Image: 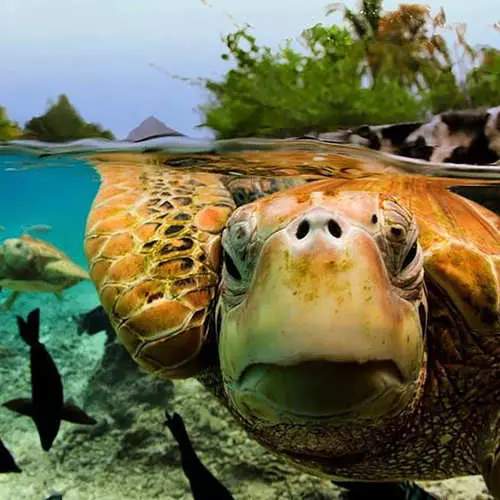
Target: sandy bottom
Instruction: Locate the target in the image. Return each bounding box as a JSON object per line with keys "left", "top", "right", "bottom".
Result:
{"left": 0, "top": 284, "right": 494, "bottom": 500}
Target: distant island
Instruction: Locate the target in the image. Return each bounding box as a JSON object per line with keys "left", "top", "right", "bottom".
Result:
{"left": 126, "top": 116, "right": 184, "bottom": 142}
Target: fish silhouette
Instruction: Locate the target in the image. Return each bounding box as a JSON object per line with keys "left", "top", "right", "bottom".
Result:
{"left": 3, "top": 308, "right": 96, "bottom": 451}
{"left": 164, "top": 410, "right": 234, "bottom": 500}
{"left": 0, "top": 438, "right": 21, "bottom": 473}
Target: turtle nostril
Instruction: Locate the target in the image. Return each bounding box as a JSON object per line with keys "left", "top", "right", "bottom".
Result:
{"left": 327, "top": 219, "right": 342, "bottom": 238}
{"left": 296, "top": 220, "right": 310, "bottom": 240}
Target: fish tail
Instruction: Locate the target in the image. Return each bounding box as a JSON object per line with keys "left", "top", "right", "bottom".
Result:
{"left": 3, "top": 398, "right": 34, "bottom": 417}
{"left": 61, "top": 402, "right": 97, "bottom": 425}
{"left": 17, "top": 308, "right": 40, "bottom": 347}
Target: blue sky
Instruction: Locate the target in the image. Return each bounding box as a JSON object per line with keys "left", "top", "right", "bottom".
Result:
{"left": 1, "top": 0, "right": 498, "bottom": 138}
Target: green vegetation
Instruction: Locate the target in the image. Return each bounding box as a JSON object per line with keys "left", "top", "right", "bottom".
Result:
{"left": 0, "top": 106, "right": 22, "bottom": 141}
{"left": 1, "top": 94, "right": 114, "bottom": 142}
{"left": 199, "top": 1, "right": 500, "bottom": 138}
{"left": 467, "top": 48, "right": 500, "bottom": 108}
{"left": 23, "top": 94, "right": 114, "bottom": 142}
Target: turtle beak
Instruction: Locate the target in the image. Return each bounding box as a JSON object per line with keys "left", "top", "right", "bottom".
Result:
{"left": 219, "top": 208, "right": 424, "bottom": 422}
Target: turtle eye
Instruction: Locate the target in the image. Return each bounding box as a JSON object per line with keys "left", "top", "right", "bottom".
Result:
{"left": 401, "top": 242, "right": 418, "bottom": 271}
{"left": 223, "top": 250, "right": 241, "bottom": 281}
{"left": 229, "top": 221, "right": 252, "bottom": 249}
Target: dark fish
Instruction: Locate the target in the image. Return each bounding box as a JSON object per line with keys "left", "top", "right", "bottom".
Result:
{"left": 72, "top": 305, "right": 114, "bottom": 337}
{"left": 333, "top": 480, "right": 439, "bottom": 499}
{"left": 18, "top": 308, "right": 63, "bottom": 451}
{"left": 164, "top": 410, "right": 234, "bottom": 500}
{"left": 3, "top": 308, "right": 97, "bottom": 451}
{"left": 0, "top": 439, "right": 21, "bottom": 473}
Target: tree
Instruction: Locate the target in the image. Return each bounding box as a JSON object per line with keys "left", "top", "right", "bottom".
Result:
{"left": 0, "top": 106, "right": 22, "bottom": 141}
{"left": 334, "top": 2, "right": 453, "bottom": 91}
{"left": 24, "top": 94, "right": 114, "bottom": 142}
{"left": 466, "top": 48, "right": 500, "bottom": 108}
{"left": 197, "top": 2, "right": 499, "bottom": 138}
{"left": 200, "top": 23, "right": 423, "bottom": 139}
{"left": 332, "top": 0, "right": 383, "bottom": 79}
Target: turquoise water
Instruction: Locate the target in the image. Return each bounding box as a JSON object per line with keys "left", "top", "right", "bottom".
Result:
{"left": 0, "top": 155, "right": 99, "bottom": 268}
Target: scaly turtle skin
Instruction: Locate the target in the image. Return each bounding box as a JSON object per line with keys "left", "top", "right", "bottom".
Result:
{"left": 84, "top": 152, "right": 500, "bottom": 498}
{"left": 0, "top": 235, "right": 89, "bottom": 311}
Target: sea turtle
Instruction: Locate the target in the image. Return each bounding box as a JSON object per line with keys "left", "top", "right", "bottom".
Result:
{"left": 0, "top": 235, "right": 89, "bottom": 311}
{"left": 84, "top": 153, "right": 500, "bottom": 498}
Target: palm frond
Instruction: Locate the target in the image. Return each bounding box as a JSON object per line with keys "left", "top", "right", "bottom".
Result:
{"left": 344, "top": 8, "right": 368, "bottom": 39}
{"left": 362, "top": 0, "right": 383, "bottom": 34}
{"left": 325, "top": 2, "right": 344, "bottom": 16}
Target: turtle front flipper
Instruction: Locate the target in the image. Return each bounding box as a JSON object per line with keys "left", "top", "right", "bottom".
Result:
{"left": 84, "top": 162, "right": 235, "bottom": 379}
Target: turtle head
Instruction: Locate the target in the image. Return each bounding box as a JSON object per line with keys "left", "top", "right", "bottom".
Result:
{"left": 2, "top": 238, "right": 34, "bottom": 271}
{"left": 217, "top": 184, "right": 427, "bottom": 426}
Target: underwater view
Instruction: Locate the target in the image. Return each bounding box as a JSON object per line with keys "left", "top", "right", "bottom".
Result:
{"left": 1, "top": 1, "right": 500, "bottom": 500}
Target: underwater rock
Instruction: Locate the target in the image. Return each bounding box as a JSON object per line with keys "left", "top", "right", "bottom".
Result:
{"left": 82, "top": 335, "right": 174, "bottom": 428}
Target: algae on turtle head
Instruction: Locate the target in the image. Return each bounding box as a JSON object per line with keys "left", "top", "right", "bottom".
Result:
{"left": 84, "top": 155, "right": 500, "bottom": 498}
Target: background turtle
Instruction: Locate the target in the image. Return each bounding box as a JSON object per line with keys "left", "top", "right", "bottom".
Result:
{"left": 84, "top": 153, "right": 499, "bottom": 498}
{"left": 0, "top": 235, "right": 89, "bottom": 311}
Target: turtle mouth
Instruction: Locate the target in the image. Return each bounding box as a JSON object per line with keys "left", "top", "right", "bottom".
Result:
{"left": 230, "top": 360, "right": 411, "bottom": 422}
